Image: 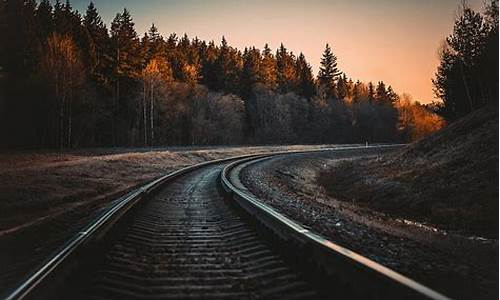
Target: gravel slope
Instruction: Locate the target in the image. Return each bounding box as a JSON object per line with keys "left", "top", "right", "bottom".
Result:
{"left": 240, "top": 149, "right": 498, "bottom": 300}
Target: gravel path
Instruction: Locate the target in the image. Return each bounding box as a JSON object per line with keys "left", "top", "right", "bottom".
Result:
{"left": 240, "top": 149, "right": 498, "bottom": 300}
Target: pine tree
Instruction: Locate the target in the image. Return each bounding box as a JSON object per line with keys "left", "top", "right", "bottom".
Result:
{"left": 146, "top": 24, "right": 165, "bottom": 59}
{"left": 53, "top": 0, "right": 64, "bottom": 33}
{"left": 213, "top": 36, "right": 241, "bottom": 93}
{"left": 36, "top": 0, "right": 53, "bottom": 42}
{"left": 276, "top": 43, "right": 297, "bottom": 93}
{"left": 178, "top": 34, "right": 201, "bottom": 84}
{"left": 142, "top": 25, "right": 172, "bottom": 83}
{"left": 241, "top": 47, "right": 262, "bottom": 98}
{"left": 387, "top": 85, "right": 399, "bottom": 103}
{"left": 294, "top": 53, "right": 315, "bottom": 99}
{"left": 433, "top": 3, "right": 494, "bottom": 120}
{"left": 346, "top": 78, "right": 354, "bottom": 100}
{"left": 375, "top": 81, "right": 388, "bottom": 103}
{"left": 109, "top": 8, "right": 141, "bottom": 144}
{"left": 336, "top": 74, "right": 349, "bottom": 100}
{"left": 82, "top": 2, "right": 109, "bottom": 85}
{"left": 259, "top": 43, "right": 277, "bottom": 90}
{"left": 317, "top": 43, "right": 341, "bottom": 99}
{"left": 352, "top": 80, "right": 362, "bottom": 102}
{"left": 200, "top": 39, "right": 218, "bottom": 89}
{"left": 367, "top": 82, "right": 375, "bottom": 102}
{"left": 110, "top": 8, "right": 141, "bottom": 80}
{"left": 2, "top": 0, "right": 40, "bottom": 73}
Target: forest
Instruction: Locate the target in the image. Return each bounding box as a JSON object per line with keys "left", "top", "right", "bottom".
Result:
{"left": 0, "top": 0, "right": 493, "bottom": 149}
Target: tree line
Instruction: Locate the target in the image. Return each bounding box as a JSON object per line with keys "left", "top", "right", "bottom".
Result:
{"left": 0, "top": 0, "right": 444, "bottom": 149}
{"left": 433, "top": 1, "right": 498, "bottom": 121}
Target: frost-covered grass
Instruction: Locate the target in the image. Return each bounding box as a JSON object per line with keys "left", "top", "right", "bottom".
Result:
{"left": 318, "top": 107, "right": 498, "bottom": 237}
{"left": 0, "top": 144, "right": 335, "bottom": 293}
{"left": 0, "top": 144, "right": 333, "bottom": 235}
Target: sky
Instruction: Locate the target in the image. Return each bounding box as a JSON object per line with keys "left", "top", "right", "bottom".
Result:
{"left": 71, "top": 0, "right": 484, "bottom": 103}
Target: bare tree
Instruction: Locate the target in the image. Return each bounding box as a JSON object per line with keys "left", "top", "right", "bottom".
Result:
{"left": 40, "top": 33, "right": 85, "bottom": 148}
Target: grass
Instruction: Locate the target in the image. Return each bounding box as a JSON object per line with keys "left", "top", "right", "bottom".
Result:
{"left": 318, "top": 106, "right": 498, "bottom": 237}
{"left": 0, "top": 145, "right": 333, "bottom": 235}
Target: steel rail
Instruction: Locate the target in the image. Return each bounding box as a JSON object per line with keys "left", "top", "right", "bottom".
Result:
{"left": 3, "top": 144, "right": 402, "bottom": 300}
{"left": 3, "top": 153, "right": 272, "bottom": 300}
{"left": 220, "top": 145, "right": 451, "bottom": 300}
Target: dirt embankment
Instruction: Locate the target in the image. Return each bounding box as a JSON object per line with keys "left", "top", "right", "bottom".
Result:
{"left": 319, "top": 106, "right": 498, "bottom": 237}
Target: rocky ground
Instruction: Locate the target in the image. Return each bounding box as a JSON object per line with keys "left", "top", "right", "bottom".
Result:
{"left": 240, "top": 148, "right": 498, "bottom": 300}
{"left": 0, "top": 144, "right": 332, "bottom": 294}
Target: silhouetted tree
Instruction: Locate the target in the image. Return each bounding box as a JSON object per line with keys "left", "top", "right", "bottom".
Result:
{"left": 317, "top": 43, "right": 341, "bottom": 99}
{"left": 276, "top": 43, "right": 297, "bottom": 93}
{"left": 0, "top": 0, "right": 445, "bottom": 149}
{"left": 110, "top": 8, "right": 141, "bottom": 144}
{"left": 433, "top": 1, "right": 498, "bottom": 121}
{"left": 294, "top": 53, "right": 316, "bottom": 99}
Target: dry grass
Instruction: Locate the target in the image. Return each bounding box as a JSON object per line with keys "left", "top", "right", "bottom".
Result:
{"left": 318, "top": 106, "right": 498, "bottom": 237}
{"left": 0, "top": 145, "right": 333, "bottom": 235}
{"left": 0, "top": 144, "right": 342, "bottom": 292}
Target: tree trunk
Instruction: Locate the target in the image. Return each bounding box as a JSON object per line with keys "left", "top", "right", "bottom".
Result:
{"left": 68, "top": 84, "right": 72, "bottom": 148}
{"left": 150, "top": 82, "right": 154, "bottom": 146}
{"left": 60, "top": 74, "right": 66, "bottom": 149}
{"left": 460, "top": 60, "right": 474, "bottom": 112}
{"left": 113, "top": 47, "right": 120, "bottom": 147}
{"left": 143, "top": 81, "right": 147, "bottom": 147}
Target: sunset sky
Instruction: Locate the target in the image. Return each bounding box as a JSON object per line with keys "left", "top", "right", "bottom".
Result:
{"left": 72, "top": 0, "right": 483, "bottom": 103}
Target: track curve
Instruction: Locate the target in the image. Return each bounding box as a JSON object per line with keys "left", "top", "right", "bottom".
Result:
{"left": 63, "top": 163, "right": 321, "bottom": 299}
{"left": 6, "top": 145, "right": 447, "bottom": 300}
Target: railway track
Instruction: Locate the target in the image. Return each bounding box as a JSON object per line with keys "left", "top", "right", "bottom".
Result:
{"left": 3, "top": 146, "right": 450, "bottom": 300}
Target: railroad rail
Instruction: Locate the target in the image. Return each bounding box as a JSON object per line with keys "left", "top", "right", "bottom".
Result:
{"left": 221, "top": 149, "right": 450, "bottom": 300}
{"left": 2, "top": 145, "right": 449, "bottom": 300}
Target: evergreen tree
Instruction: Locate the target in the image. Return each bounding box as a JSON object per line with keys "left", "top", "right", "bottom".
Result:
{"left": 110, "top": 8, "right": 141, "bottom": 80}
{"left": 142, "top": 25, "right": 172, "bottom": 83}
{"left": 375, "top": 81, "right": 388, "bottom": 103}
{"left": 200, "top": 39, "right": 218, "bottom": 89}
{"left": 241, "top": 47, "right": 262, "bottom": 98}
{"left": 54, "top": 0, "right": 82, "bottom": 40}
{"left": 352, "top": 80, "right": 363, "bottom": 102}
{"left": 109, "top": 8, "right": 141, "bottom": 143}
{"left": 294, "top": 53, "right": 316, "bottom": 99}
{"left": 213, "top": 36, "right": 241, "bottom": 93}
{"left": 146, "top": 24, "right": 166, "bottom": 59}
{"left": 346, "top": 78, "right": 354, "bottom": 100}
{"left": 317, "top": 43, "right": 341, "bottom": 99}
{"left": 276, "top": 43, "right": 297, "bottom": 93}
{"left": 336, "top": 74, "right": 349, "bottom": 100}
{"left": 36, "top": 0, "right": 53, "bottom": 42}
{"left": 387, "top": 85, "right": 399, "bottom": 103}
{"left": 433, "top": 3, "right": 497, "bottom": 120}
{"left": 2, "top": 0, "right": 39, "bottom": 73}
{"left": 367, "top": 82, "right": 375, "bottom": 102}
{"left": 82, "top": 2, "right": 109, "bottom": 85}
{"left": 480, "top": 0, "right": 498, "bottom": 106}
{"left": 259, "top": 43, "right": 277, "bottom": 90}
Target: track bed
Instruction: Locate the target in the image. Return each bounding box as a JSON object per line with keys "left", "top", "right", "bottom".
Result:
{"left": 66, "top": 164, "right": 319, "bottom": 299}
